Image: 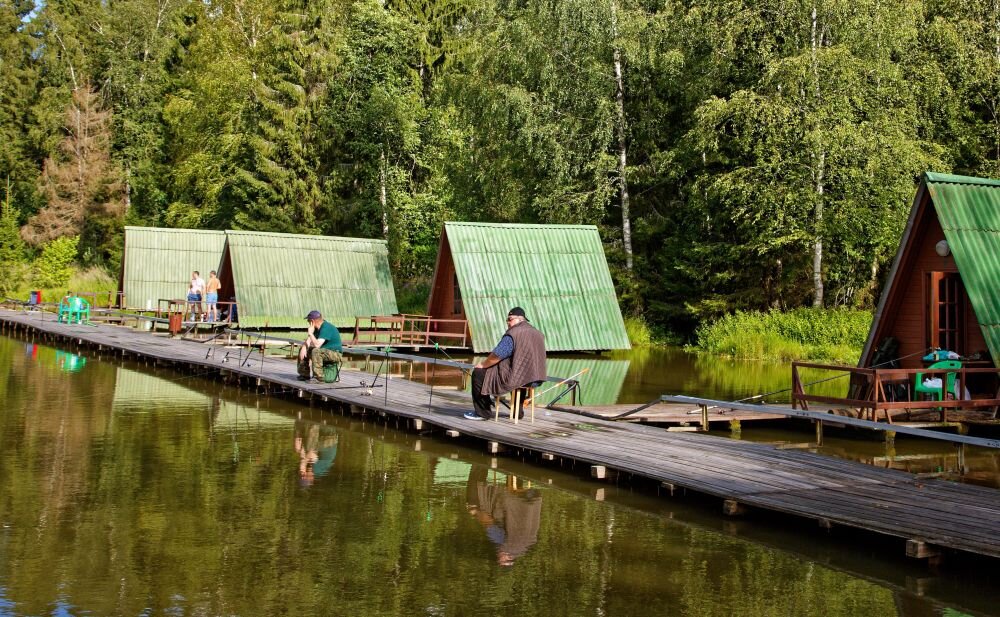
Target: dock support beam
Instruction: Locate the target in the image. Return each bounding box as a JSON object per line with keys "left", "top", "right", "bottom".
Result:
{"left": 723, "top": 500, "right": 746, "bottom": 516}
{"left": 906, "top": 540, "right": 941, "bottom": 560}
{"left": 591, "top": 465, "right": 616, "bottom": 481}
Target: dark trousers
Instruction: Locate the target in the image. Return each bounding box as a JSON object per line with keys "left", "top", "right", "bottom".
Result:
{"left": 471, "top": 367, "right": 526, "bottom": 419}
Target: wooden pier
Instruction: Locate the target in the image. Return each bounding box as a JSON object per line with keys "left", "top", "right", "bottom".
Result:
{"left": 3, "top": 307, "right": 1000, "bottom": 562}
{"left": 553, "top": 402, "right": 783, "bottom": 426}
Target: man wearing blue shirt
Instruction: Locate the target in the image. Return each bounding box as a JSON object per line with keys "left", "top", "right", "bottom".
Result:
{"left": 297, "top": 310, "right": 343, "bottom": 381}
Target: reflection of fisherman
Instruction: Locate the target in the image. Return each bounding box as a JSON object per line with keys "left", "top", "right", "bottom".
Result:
{"left": 294, "top": 420, "right": 339, "bottom": 487}
{"left": 465, "top": 465, "right": 542, "bottom": 566}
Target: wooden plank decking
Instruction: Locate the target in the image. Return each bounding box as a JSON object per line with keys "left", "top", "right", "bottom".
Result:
{"left": 552, "top": 402, "right": 782, "bottom": 425}
{"left": 3, "top": 307, "right": 1000, "bottom": 561}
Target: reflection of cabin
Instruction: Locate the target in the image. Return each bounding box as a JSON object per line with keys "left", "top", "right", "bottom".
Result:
{"left": 427, "top": 222, "right": 631, "bottom": 353}
{"left": 118, "top": 227, "right": 226, "bottom": 310}
{"left": 218, "top": 230, "right": 398, "bottom": 328}
{"left": 861, "top": 172, "right": 1000, "bottom": 370}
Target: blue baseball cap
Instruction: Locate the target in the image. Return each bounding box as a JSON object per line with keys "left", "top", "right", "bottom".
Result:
{"left": 305, "top": 310, "right": 322, "bottom": 320}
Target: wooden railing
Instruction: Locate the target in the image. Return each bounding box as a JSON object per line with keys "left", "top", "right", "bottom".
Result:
{"left": 157, "top": 298, "right": 238, "bottom": 323}
{"left": 351, "top": 314, "right": 470, "bottom": 348}
{"left": 791, "top": 361, "right": 1000, "bottom": 423}
{"left": 67, "top": 290, "right": 123, "bottom": 309}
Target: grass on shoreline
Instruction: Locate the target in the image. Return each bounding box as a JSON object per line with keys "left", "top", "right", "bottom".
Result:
{"left": 9, "top": 267, "right": 117, "bottom": 306}
{"left": 695, "top": 308, "right": 872, "bottom": 364}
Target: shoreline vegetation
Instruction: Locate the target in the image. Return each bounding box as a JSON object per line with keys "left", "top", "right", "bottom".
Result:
{"left": 693, "top": 308, "right": 872, "bottom": 364}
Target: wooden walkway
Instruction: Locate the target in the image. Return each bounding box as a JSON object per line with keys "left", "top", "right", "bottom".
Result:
{"left": 553, "top": 402, "right": 783, "bottom": 425}
{"left": 3, "top": 308, "right": 1000, "bottom": 561}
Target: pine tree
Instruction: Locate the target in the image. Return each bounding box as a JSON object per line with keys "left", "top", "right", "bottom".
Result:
{"left": 22, "top": 85, "right": 124, "bottom": 257}
{"left": 0, "top": 0, "right": 43, "bottom": 216}
{"left": 0, "top": 178, "right": 26, "bottom": 294}
{"left": 231, "top": 0, "right": 344, "bottom": 233}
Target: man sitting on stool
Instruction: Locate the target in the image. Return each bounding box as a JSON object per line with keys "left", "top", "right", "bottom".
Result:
{"left": 464, "top": 307, "right": 546, "bottom": 421}
{"left": 298, "top": 310, "right": 342, "bottom": 382}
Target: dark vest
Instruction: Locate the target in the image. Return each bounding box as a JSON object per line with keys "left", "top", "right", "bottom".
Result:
{"left": 481, "top": 321, "right": 547, "bottom": 396}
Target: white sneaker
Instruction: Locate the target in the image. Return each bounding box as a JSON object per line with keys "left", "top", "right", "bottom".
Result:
{"left": 463, "top": 411, "right": 485, "bottom": 421}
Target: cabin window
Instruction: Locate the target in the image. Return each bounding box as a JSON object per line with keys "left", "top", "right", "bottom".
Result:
{"left": 927, "top": 272, "right": 964, "bottom": 353}
{"left": 452, "top": 273, "right": 463, "bottom": 315}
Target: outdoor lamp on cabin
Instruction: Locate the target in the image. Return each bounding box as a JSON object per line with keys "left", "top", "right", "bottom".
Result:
{"left": 935, "top": 239, "right": 950, "bottom": 257}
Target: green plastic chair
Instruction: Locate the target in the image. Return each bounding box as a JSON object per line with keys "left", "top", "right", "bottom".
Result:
{"left": 57, "top": 296, "right": 90, "bottom": 324}
{"left": 914, "top": 360, "right": 961, "bottom": 401}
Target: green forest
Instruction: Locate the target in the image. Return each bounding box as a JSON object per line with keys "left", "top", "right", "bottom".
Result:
{"left": 1, "top": 0, "right": 998, "bottom": 335}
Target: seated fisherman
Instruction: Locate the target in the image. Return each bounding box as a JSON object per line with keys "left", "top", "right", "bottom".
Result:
{"left": 297, "top": 310, "right": 343, "bottom": 382}
{"left": 464, "top": 307, "right": 546, "bottom": 421}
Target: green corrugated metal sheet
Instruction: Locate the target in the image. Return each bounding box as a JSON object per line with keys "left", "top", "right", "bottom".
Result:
{"left": 529, "top": 358, "right": 629, "bottom": 405}
{"left": 225, "top": 230, "right": 398, "bottom": 328}
{"left": 926, "top": 172, "right": 1000, "bottom": 363}
{"left": 445, "top": 222, "right": 630, "bottom": 352}
{"left": 462, "top": 357, "right": 629, "bottom": 405}
{"left": 121, "top": 227, "right": 226, "bottom": 310}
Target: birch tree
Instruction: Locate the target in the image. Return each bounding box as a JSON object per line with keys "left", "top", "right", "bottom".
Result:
{"left": 686, "top": 0, "right": 942, "bottom": 310}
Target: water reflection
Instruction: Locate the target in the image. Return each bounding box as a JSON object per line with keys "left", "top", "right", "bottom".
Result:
{"left": 54, "top": 349, "right": 86, "bottom": 373}
{"left": 465, "top": 467, "right": 542, "bottom": 566}
{"left": 1, "top": 334, "right": 999, "bottom": 616}
{"left": 294, "top": 419, "right": 339, "bottom": 486}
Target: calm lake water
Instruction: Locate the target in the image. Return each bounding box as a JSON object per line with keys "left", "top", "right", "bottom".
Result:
{"left": 2, "top": 334, "right": 999, "bottom": 616}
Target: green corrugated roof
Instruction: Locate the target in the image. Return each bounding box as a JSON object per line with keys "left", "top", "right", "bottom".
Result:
{"left": 225, "top": 230, "right": 398, "bottom": 328}
{"left": 120, "top": 227, "right": 226, "bottom": 310}
{"left": 926, "top": 172, "right": 1000, "bottom": 362}
{"left": 444, "top": 222, "right": 630, "bottom": 352}
{"left": 462, "top": 357, "right": 629, "bottom": 405}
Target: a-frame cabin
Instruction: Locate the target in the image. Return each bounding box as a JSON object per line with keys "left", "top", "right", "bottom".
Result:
{"left": 861, "top": 173, "right": 1000, "bottom": 372}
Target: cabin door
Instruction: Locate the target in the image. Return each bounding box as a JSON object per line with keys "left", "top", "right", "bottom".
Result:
{"left": 927, "top": 271, "right": 964, "bottom": 354}
{"left": 452, "top": 273, "right": 464, "bottom": 316}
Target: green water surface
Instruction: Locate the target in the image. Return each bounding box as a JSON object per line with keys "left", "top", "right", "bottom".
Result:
{"left": 0, "top": 335, "right": 997, "bottom": 616}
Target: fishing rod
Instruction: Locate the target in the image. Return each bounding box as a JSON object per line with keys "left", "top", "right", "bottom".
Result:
{"left": 596, "top": 347, "right": 938, "bottom": 422}
{"left": 728, "top": 346, "right": 936, "bottom": 407}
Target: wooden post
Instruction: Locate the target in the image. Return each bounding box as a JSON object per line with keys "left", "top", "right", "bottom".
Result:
{"left": 906, "top": 540, "right": 940, "bottom": 560}
{"left": 591, "top": 465, "right": 617, "bottom": 480}
{"left": 791, "top": 364, "right": 800, "bottom": 410}
{"left": 723, "top": 500, "right": 746, "bottom": 516}
{"left": 815, "top": 419, "right": 824, "bottom": 446}
{"left": 700, "top": 404, "right": 709, "bottom": 431}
